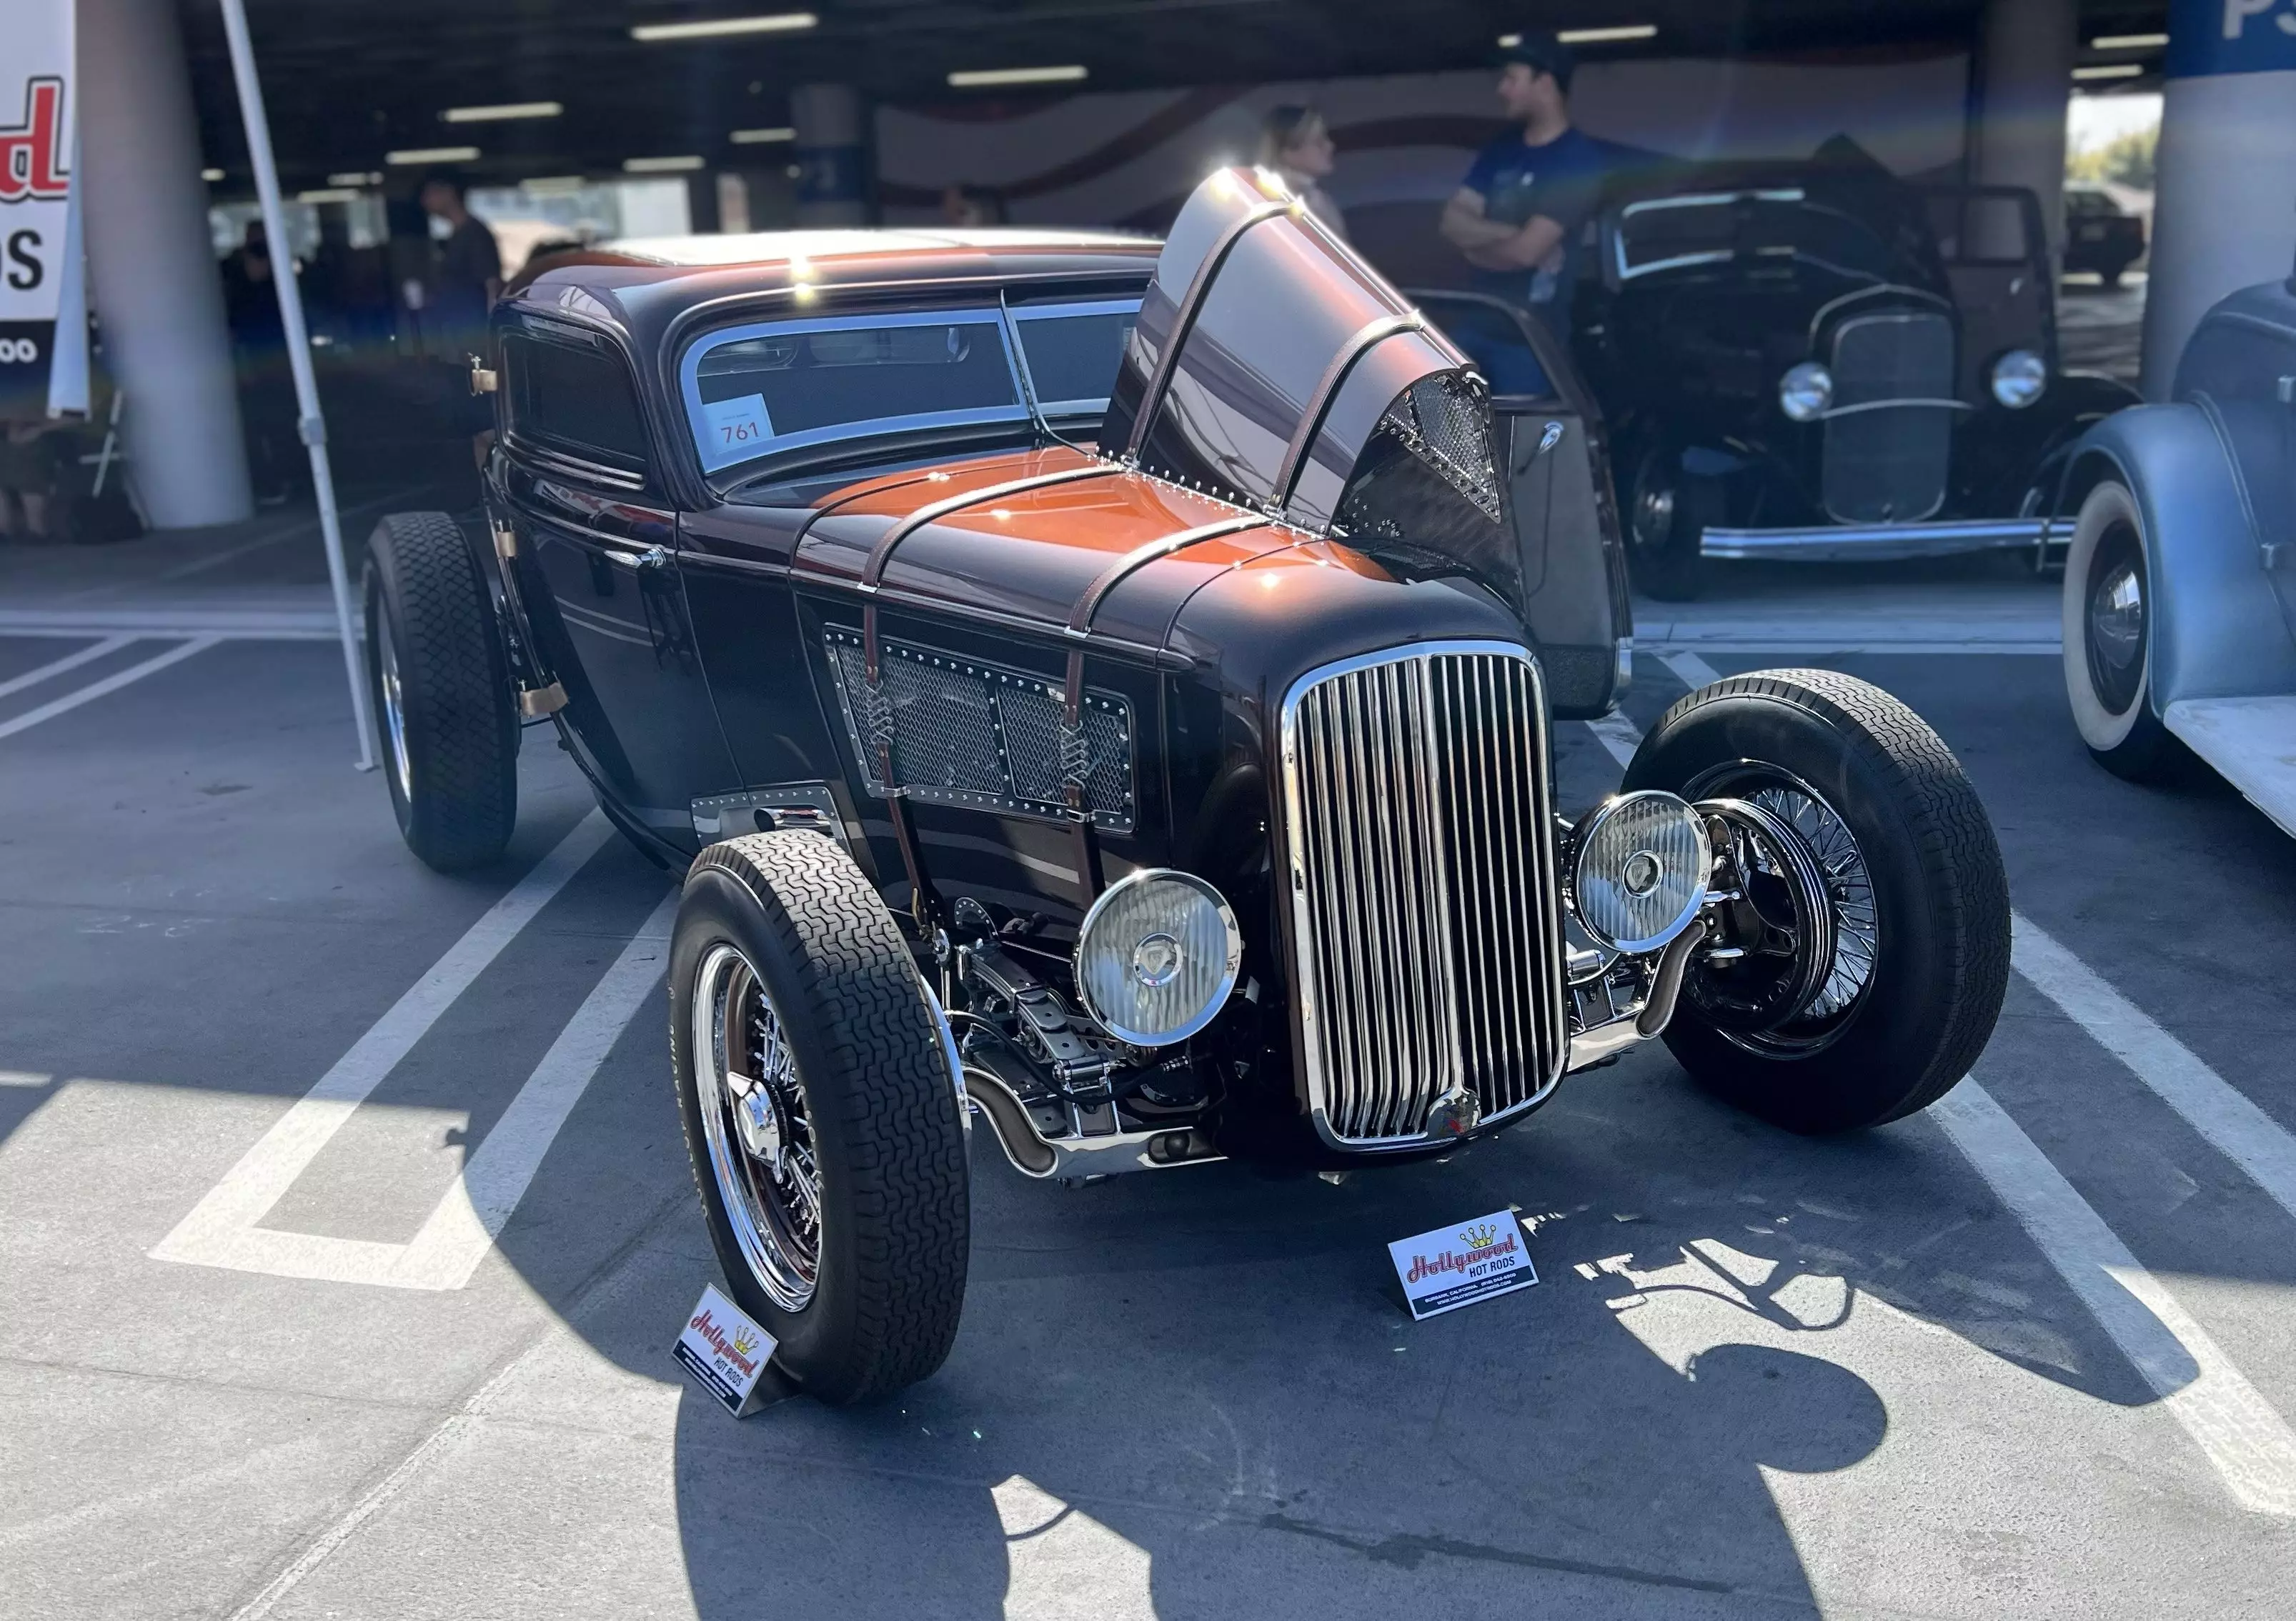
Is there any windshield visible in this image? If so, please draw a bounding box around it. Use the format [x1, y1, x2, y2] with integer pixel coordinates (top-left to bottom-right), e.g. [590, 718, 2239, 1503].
[680, 298, 1138, 477]
[1615, 189, 1899, 285]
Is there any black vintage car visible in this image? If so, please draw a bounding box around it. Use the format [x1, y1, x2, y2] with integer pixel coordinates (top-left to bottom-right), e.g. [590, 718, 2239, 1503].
[364, 168, 2009, 1403]
[1573, 141, 2140, 597]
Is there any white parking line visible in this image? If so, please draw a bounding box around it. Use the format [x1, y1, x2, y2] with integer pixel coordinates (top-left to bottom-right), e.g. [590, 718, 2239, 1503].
[1654, 649, 1722, 690]
[1933, 1081, 2296, 1516]
[0, 637, 217, 742]
[2012, 913, 2296, 1228]
[1587, 685, 2296, 1515]
[0, 636, 135, 702]
[151, 812, 612, 1285]
[1584, 713, 1641, 769]
[391, 891, 676, 1290]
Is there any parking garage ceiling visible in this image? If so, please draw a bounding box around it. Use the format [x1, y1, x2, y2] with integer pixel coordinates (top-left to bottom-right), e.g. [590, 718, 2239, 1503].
[182, 0, 2174, 190]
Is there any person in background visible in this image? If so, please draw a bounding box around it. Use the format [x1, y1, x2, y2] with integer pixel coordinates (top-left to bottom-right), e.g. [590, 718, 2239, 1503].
[1258, 104, 1347, 240]
[940, 184, 1009, 228]
[219, 221, 299, 503]
[0, 422, 61, 542]
[1438, 32, 1610, 389]
[419, 174, 502, 362]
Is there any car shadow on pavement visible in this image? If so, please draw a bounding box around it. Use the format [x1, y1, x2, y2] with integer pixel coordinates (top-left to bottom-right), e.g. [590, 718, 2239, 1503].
[485, 1036, 2208, 1618]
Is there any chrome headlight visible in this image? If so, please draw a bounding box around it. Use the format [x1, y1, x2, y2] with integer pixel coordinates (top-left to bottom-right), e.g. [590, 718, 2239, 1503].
[1569, 791, 1713, 954]
[1990, 349, 2047, 409]
[1074, 869, 1241, 1046]
[1778, 361, 1833, 422]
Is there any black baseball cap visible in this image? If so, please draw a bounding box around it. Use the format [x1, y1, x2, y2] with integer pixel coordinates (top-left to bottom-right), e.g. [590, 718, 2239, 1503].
[1496, 31, 1577, 89]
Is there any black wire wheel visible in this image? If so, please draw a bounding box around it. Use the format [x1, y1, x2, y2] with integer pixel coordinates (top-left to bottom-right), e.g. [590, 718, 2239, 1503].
[1624, 669, 2009, 1133]
[670, 832, 969, 1405]
[1680, 765, 1880, 1059]
[692, 942, 822, 1311]
[2060, 478, 2181, 781]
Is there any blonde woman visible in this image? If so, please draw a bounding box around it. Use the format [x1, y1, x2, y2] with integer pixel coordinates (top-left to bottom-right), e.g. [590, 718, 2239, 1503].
[1258, 105, 1347, 240]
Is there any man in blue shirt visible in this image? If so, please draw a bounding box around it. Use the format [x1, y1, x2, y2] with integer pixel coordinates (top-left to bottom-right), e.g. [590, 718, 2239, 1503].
[1440, 33, 1609, 391]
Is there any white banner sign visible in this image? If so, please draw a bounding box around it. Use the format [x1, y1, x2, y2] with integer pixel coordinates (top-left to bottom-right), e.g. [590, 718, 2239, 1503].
[1388, 1208, 1539, 1321]
[1, 0, 78, 416]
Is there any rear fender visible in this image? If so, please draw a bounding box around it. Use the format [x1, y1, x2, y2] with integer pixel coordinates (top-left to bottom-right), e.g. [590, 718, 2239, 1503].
[2066, 407, 2296, 709]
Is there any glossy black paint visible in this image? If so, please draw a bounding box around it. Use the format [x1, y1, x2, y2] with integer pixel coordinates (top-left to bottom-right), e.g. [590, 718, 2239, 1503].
[1574, 154, 2140, 534]
[475, 214, 1616, 1164]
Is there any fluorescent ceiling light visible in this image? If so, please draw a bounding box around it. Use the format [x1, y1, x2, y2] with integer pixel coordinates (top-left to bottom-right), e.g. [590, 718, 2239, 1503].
[2072, 63, 2147, 79]
[630, 11, 816, 41]
[297, 187, 364, 204]
[442, 101, 562, 124]
[387, 145, 479, 164]
[200, 167, 224, 182]
[1556, 24, 1657, 44]
[730, 126, 796, 144]
[524, 175, 590, 192]
[624, 154, 706, 171]
[947, 64, 1088, 88]
[2091, 33, 2169, 49]
[327, 170, 382, 186]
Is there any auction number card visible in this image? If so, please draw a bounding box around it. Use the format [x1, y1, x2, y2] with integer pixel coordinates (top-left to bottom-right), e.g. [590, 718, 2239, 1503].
[674, 1283, 780, 1416]
[1388, 1209, 1539, 1321]
[702, 393, 773, 461]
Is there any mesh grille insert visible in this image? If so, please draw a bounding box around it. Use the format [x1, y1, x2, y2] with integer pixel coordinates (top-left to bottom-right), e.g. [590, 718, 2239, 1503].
[823, 628, 1134, 831]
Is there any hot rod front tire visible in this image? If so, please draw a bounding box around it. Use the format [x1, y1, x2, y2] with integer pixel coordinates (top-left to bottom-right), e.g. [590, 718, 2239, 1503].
[362, 512, 519, 872]
[1623, 669, 2010, 1133]
[2060, 479, 2182, 782]
[670, 832, 969, 1406]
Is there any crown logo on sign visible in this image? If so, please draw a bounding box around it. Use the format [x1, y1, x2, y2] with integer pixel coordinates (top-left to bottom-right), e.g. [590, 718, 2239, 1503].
[1461, 1222, 1501, 1250]
[733, 1328, 759, 1357]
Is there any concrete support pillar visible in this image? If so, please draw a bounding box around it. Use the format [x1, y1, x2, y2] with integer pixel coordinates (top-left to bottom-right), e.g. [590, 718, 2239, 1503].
[1970, 0, 2076, 264]
[2142, 0, 2296, 397]
[1970, 0, 2075, 263]
[78, 0, 252, 528]
[791, 83, 868, 226]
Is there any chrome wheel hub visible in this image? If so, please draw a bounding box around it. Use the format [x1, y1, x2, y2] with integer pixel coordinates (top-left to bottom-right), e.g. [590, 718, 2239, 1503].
[2085, 536, 2146, 716]
[693, 943, 820, 1312]
[1686, 767, 1879, 1056]
[377, 612, 412, 803]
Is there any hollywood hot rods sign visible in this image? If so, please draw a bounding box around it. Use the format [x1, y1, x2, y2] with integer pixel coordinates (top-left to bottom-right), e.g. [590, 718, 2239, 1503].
[1, 0, 76, 417]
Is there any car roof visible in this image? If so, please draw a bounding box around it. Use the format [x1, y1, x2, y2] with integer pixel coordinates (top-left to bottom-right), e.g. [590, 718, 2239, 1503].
[599, 226, 1152, 268]
[500, 228, 1161, 362]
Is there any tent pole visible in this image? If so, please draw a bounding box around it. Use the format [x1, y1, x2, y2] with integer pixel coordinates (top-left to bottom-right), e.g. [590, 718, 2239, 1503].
[215, 0, 378, 772]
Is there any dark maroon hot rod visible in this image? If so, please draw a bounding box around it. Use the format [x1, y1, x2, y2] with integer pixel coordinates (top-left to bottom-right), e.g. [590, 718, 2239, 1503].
[362, 169, 2009, 1402]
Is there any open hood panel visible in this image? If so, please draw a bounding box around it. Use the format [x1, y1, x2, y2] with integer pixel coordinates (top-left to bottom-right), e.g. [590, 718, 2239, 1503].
[1102, 167, 1521, 608]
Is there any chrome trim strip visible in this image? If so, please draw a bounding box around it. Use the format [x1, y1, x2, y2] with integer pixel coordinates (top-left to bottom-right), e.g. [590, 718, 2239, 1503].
[859, 462, 1120, 589]
[1064, 513, 1269, 636]
[1272, 311, 1423, 514]
[1809, 398, 1973, 421]
[1700, 517, 2046, 562]
[1124, 197, 1291, 459]
[1279, 640, 1567, 1152]
[517, 440, 647, 492]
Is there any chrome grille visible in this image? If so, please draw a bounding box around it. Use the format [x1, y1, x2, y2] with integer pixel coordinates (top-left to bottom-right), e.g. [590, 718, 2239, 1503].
[1822, 311, 1954, 524]
[1281, 643, 1566, 1148]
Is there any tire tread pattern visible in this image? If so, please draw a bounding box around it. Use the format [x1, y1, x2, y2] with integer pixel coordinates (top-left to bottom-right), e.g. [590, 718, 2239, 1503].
[682, 832, 968, 1402]
[1632, 667, 2011, 1124]
[367, 512, 517, 869]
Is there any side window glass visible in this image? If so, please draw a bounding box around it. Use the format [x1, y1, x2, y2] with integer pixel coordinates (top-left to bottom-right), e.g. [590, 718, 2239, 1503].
[502, 329, 652, 475]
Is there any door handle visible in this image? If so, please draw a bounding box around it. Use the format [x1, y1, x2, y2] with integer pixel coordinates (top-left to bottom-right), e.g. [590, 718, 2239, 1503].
[606, 545, 670, 571]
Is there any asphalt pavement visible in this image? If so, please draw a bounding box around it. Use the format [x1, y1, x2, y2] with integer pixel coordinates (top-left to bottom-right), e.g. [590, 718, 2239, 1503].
[4, 534, 2295, 1620]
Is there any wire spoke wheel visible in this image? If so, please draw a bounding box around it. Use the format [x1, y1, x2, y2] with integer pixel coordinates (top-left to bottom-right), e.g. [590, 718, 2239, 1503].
[694, 942, 821, 1311]
[1686, 763, 1879, 1058]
